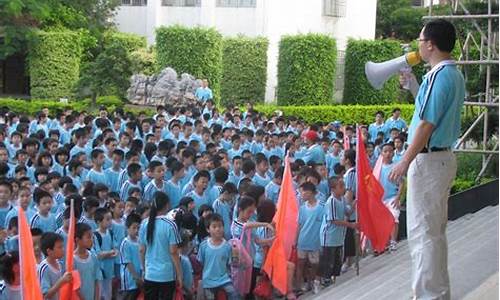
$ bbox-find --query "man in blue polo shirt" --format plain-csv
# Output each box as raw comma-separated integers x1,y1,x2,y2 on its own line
390,19,465,300
195,79,213,103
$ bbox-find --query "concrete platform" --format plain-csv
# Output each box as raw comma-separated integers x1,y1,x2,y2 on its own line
304,205,499,300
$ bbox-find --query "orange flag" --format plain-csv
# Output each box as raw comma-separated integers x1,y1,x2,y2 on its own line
356,127,394,252
59,198,80,299
18,206,43,300
262,156,298,295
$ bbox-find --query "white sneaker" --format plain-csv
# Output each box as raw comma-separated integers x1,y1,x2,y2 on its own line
341,263,351,273
313,280,321,294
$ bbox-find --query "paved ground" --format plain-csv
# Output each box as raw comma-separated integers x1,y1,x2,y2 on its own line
304,205,499,300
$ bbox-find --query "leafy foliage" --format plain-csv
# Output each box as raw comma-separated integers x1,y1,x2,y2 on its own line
254,104,415,125
343,39,402,104
276,34,337,106
28,30,82,99
130,46,157,76
155,25,223,102
221,36,268,106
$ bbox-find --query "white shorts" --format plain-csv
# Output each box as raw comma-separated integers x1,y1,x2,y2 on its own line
384,198,400,223
297,250,320,264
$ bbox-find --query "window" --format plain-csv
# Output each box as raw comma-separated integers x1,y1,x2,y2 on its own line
216,0,256,8
323,0,346,17
121,0,148,6
162,0,201,6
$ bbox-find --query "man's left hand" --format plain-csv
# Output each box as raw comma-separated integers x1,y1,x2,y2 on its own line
389,160,409,182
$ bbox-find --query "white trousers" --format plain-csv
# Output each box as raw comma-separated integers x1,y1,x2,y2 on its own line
407,151,457,300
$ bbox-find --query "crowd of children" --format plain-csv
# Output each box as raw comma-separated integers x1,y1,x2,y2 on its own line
0,100,408,300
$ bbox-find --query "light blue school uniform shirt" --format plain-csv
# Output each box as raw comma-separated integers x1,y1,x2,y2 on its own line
73,251,103,300
70,145,90,159
0,281,21,300
181,254,194,291
379,163,399,202
228,170,243,186
5,235,18,252
139,216,181,282
393,149,405,163
220,139,232,151
119,236,142,291
326,152,342,176
297,202,324,252
30,211,57,232
230,219,256,257
265,181,280,204
207,185,223,207
143,180,168,203
0,204,13,228
185,190,210,218
197,238,232,289
385,117,407,132
120,180,142,202
4,207,34,229
93,229,115,280
251,141,264,155
37,259,63,300
85,169,109,186
320,195,347,247
104,168,122,193
195,87,213,102
302,144,325,164
344,167,357,221
254,227,273,269
368,122,387,142
227,148,243,161
253,173,271,188
166,180,182,208
112,219,127,268
79,215,98,231
212,198,233,240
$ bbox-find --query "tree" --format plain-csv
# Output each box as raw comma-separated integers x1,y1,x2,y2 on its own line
76,40,132,106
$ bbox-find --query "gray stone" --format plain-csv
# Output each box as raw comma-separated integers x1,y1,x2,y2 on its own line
127,67,201,107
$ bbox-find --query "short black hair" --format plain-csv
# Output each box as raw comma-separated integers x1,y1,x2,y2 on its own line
205,213,224,229
94,207,110,223
33,187,52,205
423,19,456,53
40,232,64,256
300,181,317,193
75,222,92,240
125,213,142,228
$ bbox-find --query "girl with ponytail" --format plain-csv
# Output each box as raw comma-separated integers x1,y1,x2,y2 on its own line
140,191,183,299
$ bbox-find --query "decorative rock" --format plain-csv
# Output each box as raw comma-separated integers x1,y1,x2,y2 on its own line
127,67,202,107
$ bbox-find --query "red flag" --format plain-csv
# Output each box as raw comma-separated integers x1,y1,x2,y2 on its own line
262,156,298,295
59,198,80,299
18,207,43,300
356,127,394,253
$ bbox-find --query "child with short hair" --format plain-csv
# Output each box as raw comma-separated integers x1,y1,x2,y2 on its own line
265,166,284,204
179,231,194,300
185,171,211,218
86,149,109,186
143,161,168,203
93,207,118,300
319,177,357,286
296,182,324,294
79,196,99,231
0,180,13,229
212,182,238,240
4,217,19,253
119,213,143,300
166,160,185,209
4,186,33,229
197,213,239,300
253,154,271,187
104,149,124,194
38,232,72,300
74,222,102,300
30,188,57,232
120,163,143,202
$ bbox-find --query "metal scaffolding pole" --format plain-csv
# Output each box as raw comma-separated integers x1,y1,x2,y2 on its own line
426,0,499,182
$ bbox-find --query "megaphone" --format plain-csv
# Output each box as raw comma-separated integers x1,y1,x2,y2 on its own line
365,52,421,90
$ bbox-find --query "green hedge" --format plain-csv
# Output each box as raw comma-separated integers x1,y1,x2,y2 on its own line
343,39,402,104
254,104,414,125
103,31,147,54
156,25,222,102
0,96,123,115
277,34,337,106
221,36,268,106
28,30,82,99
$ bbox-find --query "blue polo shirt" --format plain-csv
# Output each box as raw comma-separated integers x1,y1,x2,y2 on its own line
408,61,465,148
195,87,213,102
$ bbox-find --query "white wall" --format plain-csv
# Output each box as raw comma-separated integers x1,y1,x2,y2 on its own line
113,0,378,102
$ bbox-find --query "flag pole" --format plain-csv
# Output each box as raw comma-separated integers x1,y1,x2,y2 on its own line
355,125,360,276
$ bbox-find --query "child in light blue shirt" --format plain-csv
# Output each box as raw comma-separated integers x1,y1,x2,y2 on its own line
30,188,57,232
212,182,238,240
93,208,117,300
74,223,103,300
119,213,142,299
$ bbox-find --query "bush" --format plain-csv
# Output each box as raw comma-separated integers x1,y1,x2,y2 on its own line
254,104,414,125
130,46,157,75
156,25,223,102
0,96,123,115
28,30,82,99
450,178,476,194
103,31,147,54
221,36,268,106
343,39,402,104
277,34,337,106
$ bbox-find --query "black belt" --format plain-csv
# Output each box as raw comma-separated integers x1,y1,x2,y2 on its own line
420,147,450,153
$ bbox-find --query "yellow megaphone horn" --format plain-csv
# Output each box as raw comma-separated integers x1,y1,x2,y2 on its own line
365,52,421,90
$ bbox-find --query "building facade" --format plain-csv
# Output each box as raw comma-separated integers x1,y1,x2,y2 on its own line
114,0,377,102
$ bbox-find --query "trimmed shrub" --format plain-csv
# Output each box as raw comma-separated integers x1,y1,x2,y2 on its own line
221,36,268,106
156,25,223,101
343,39,402,104
29,30,82,99
277,34,337,106
254,104,414,125
103,31,147,54
130,46,157,75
